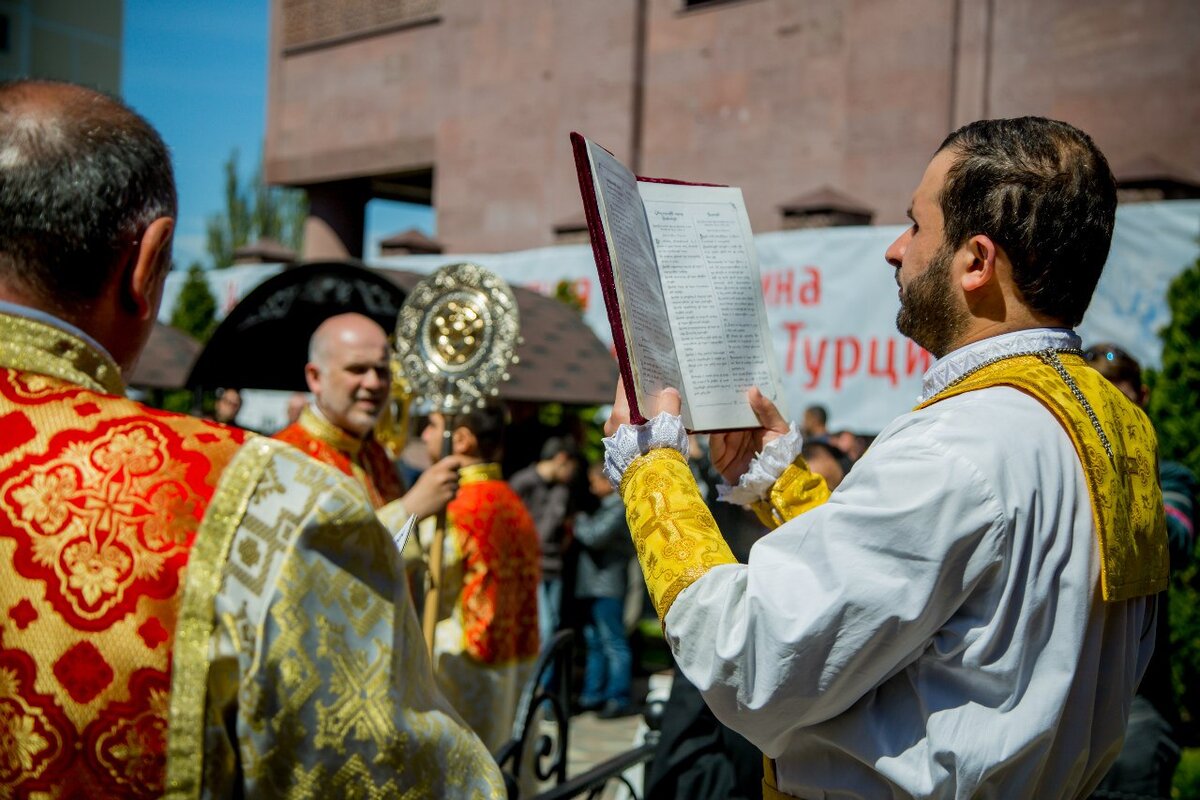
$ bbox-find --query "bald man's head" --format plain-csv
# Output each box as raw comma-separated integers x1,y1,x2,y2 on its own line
0,80,176,311
304,313,391,438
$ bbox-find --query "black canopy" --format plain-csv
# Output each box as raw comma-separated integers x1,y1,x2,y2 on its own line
187,260,616,405
187,260,406,392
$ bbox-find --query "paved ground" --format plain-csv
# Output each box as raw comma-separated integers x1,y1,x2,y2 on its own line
567,709,647,776
531,671,673,799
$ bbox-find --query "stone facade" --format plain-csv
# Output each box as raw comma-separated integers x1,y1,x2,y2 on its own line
264,0,1200,257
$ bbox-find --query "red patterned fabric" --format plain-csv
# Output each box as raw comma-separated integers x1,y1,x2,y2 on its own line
448,478,541,663
0,367,245,798
273,421,403,509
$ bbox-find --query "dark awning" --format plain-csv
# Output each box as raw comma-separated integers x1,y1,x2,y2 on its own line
187,260,616,405
187,261,407,392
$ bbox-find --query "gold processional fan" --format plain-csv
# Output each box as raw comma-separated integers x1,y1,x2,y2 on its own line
391,262,521,654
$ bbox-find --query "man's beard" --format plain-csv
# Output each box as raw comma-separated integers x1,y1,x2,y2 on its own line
895,245,968,358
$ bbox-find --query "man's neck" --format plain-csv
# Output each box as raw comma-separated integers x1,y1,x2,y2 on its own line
951,313,1069,354
310,403,370,442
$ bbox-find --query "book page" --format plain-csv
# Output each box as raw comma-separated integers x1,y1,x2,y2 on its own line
587,142,684,419
637,181,784,431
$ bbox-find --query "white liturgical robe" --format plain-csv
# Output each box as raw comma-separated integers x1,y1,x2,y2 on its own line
638,330,1157,799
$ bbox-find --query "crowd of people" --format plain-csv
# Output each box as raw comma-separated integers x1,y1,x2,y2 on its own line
1,77,1196,800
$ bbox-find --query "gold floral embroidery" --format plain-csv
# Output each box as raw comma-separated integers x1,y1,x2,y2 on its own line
0,704,47,773
97,687,170,790
0,667,58,786
12,468,76,532
621,448,737,620
2,421,190,620
94,428,163,474
0,313,244,797
63,540,130,605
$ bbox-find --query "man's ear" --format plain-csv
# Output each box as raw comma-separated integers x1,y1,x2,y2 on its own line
303,362,322,395
124,216,174,319
452,426,477,456
960,234,999,293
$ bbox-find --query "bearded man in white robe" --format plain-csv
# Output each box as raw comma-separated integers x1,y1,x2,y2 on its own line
603,117,1166,800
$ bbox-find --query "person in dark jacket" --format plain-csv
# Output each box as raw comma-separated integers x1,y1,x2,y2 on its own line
510,437,579,647
573,461,637,717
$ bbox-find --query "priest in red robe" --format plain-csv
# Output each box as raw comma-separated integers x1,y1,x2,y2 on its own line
274,313,461,518
0,79,503,798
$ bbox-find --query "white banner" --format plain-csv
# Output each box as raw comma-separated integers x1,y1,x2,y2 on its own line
162,201,1200,434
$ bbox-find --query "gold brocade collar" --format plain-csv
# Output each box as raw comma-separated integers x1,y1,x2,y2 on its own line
459,462,502,484
0,311,125,395
297,405,365,456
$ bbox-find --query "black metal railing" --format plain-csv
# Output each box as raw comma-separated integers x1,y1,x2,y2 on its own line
496,630,574,794
495,630,661,800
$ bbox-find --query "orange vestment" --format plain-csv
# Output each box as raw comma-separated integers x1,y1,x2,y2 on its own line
385,463,540,751
273,406,403,508
446,464,541,665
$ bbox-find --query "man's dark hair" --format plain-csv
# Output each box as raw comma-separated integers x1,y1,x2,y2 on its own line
0,80,176,308
802,439,853,482
539,436,578,462
1084,343,1142,388
804,405,828,426
936,117,1116,327
449,404,507,462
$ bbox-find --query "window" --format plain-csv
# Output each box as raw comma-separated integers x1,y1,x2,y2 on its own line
682,0,743,9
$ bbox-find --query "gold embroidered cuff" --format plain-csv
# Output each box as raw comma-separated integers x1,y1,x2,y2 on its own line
620,448,737,621
751,457,831,529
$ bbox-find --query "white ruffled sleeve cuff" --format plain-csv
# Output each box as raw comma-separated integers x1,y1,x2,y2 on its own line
602,412,689,488
716,422,804,507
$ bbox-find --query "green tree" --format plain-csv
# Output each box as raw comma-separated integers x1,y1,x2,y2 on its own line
1148,256,1200,477
148,261,221,415
553,279,586,313
1141,256,1200,797
170,262,218,342
206,150,307,268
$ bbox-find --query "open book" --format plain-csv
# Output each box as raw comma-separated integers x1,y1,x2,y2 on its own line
571,132,784,431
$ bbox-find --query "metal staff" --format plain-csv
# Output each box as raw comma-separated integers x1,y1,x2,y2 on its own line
393,262,520,656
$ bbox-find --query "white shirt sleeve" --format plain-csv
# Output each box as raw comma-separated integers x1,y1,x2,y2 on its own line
662,419,1008,758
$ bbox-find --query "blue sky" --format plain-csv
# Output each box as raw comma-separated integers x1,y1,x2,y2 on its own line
122,0,432,268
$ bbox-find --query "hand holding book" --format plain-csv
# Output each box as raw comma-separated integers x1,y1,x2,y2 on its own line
709,387,791,486
605,377,791,487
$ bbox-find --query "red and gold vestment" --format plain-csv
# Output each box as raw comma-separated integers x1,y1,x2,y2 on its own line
0,310,505,799
0,313,244,797
273,406,403,508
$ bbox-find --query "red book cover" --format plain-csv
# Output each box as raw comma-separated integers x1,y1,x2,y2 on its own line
570,132,727,425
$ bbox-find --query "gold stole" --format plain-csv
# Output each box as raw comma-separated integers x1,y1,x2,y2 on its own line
916,351,1167,601
761,353,1168,799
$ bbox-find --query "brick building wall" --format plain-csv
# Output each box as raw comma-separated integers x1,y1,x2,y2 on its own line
264,0,1200,256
